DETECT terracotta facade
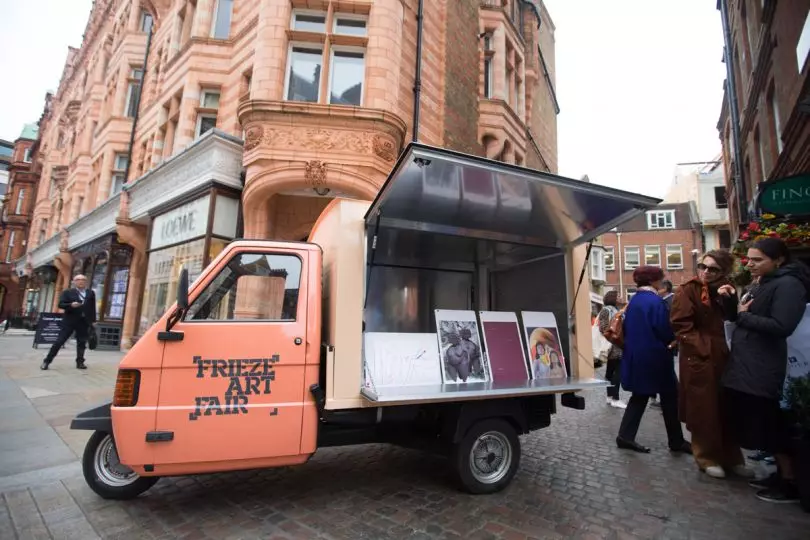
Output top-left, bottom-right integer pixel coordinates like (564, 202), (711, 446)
(22, 0), (560, 350)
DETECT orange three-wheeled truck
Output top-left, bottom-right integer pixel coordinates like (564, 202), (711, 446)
(70, 144), (660, 499)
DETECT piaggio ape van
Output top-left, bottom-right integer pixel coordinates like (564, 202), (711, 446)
(70, 143), (660, 499)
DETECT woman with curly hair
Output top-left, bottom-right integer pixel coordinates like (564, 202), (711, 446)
(616, 265), (691, 454)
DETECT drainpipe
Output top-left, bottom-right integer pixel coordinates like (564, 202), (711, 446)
(122, 22), (154, 186)
(412, 0), (424, 142)
(718, 0), (748, 223)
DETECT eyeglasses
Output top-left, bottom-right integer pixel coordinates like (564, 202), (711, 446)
(697, 263), (722, 274)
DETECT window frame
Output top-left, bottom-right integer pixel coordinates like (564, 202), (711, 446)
(590, 247), (606, 282)
(110, 153), (129, 196)
(327, 45), (366, 106)
(332, 13), (369, 36)
(603, 246), (615, 271)
(195, 113), (218, 139)
(5, 231), (16, 263)
(290, 9), (328, 33)
(14, 188), (25, 215)
(23, 148), (32, 163)
(183, 251), (305, 324)
(284, 42), (325, 103)
(666, 244), (684, 270)
(646, 210), (676, 230)
(623, 246), (640, 270)
(124, 67), (144, 118)
(644, 245), (661, 267)
(210, 0), (234, 39)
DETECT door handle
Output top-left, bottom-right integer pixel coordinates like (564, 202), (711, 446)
(294, 337), (303, 345)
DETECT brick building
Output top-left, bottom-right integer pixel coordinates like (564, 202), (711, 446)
(717, 0), (810, 236)
(20, 0), (561, 349)
(0, 125), (39, 321)
(596, 203), (702, 301)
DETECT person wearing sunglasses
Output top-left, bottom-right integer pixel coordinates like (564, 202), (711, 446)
(670, 250), (751, 479)
(720, 237), (810, 503)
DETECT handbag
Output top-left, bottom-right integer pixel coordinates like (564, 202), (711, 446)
(88, 325), (98, 350)
(603, 306), (626, 348)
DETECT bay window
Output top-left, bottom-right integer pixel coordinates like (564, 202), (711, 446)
(285, 10), (368, 107)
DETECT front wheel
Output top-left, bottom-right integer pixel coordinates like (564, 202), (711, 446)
(82, 431), (159, 500)
(453, 418), (521, 494)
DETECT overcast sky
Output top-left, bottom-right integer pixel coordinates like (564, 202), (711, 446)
(0, 0), (725, 198)
(543, 0), (727, 198)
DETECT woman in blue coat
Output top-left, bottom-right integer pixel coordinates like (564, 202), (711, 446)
(616, 265), (692, 454)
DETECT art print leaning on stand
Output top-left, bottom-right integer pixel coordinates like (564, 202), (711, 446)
(435, 310), (490, 384)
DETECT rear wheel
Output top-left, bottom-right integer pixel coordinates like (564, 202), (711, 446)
(82, 431), (158, 500)
(453, 418), (520, 494)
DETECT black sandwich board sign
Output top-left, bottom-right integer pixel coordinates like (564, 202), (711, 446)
(32, 312), (63, 349)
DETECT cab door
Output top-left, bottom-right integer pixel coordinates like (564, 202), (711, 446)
(151, 247), (310, 468)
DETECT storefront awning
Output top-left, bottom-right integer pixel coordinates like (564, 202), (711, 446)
(365, 143), (662, 248)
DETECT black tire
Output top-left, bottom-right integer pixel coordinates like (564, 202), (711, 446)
(82, 431), (159, 500)
(453, 418), (520, 495)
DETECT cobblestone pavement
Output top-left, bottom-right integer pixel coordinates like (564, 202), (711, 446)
(1, 336), (809, 540)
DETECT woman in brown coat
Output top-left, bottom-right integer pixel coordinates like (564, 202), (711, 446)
(670, 250), (753, 479)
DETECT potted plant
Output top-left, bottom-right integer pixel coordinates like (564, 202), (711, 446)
(786, 374), (810, 512)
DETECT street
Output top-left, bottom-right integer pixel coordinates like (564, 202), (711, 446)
(1, 334), (809, 540)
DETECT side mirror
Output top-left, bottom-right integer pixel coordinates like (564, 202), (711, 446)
(177, 268), (189, 310)
(165, 268), (189, 334)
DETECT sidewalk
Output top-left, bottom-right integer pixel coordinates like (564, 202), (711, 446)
(0, 338), (122, 491)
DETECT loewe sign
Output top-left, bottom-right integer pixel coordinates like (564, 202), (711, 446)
(758, 174), (810, 217)
(151, 195), (210, 250)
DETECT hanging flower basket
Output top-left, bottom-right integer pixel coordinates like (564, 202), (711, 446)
(731, 214), (810, 286)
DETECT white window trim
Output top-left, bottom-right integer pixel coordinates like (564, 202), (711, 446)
(290, 9), (328, 33)
(332, 13), (369, 36)
(328, 46), (366, 106)
(624, 246), (640, 270)
(604, 246), (615, 270)
(195, 112), (218, 138)
(15, 189), (25, 214)
(644, 245), (661, 267)
(590, 247), (606, 282)
(210, 0), (234, 39)
(647, 210), (676, 230)
(626, 287), (638, 300)
(23, 148), (32, 163)
(5, 231), (16, 262)
(666, 244), (684, 270)
(284, 42), (324, 103)
(200, 89), (221, 110)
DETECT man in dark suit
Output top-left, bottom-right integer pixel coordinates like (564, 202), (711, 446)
(41, 274), (96, 370)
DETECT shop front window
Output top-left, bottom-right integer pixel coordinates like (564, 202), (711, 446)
(106, 267), (129, 319)
(91, 254), (107, 318)
(139, 238), (206, 334)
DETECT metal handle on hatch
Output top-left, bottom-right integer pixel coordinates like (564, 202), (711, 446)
(294, 337), (303, 345)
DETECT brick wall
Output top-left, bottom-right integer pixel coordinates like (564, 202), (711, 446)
(527, 5), (558, 172)
(443, 0), (482, 155)
(600, 228), (699, 297)
(719, 0), (810, 235)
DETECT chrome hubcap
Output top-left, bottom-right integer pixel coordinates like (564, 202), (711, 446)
(94, 435), (138, 487)
(469, 431), (512, 484)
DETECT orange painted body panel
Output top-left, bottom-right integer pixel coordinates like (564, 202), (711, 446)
(113, 240), (322, 475)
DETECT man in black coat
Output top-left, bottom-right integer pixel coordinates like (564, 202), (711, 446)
(41, 274), (96, 370)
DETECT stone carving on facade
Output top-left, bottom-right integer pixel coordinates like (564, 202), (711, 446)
(372, 134), (397, 162)
(244, 125), (264, 151)
(252, 127), (400, 160)
(305, 161), (328, 195)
